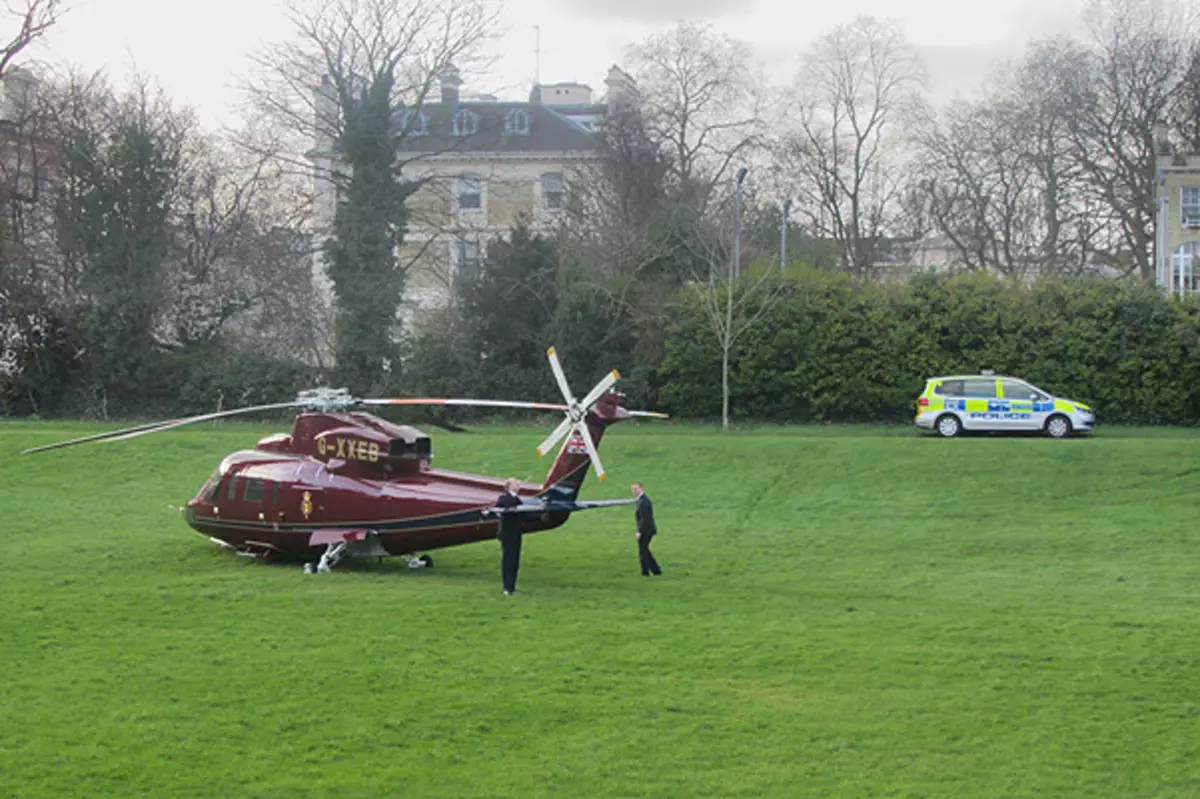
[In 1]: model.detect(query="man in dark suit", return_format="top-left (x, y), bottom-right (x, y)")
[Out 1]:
top-left (632, 481), bottom-right (662, 576)
top-left (495, 477), bottom-right (524, 595)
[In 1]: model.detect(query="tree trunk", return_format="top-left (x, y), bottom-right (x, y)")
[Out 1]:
top-left (722, 343), bottom-right (730, 431)
top-left (722, 276), bottom-right (734, 431)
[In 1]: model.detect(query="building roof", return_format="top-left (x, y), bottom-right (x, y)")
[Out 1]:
top-left (391, 100), bottom-right (601, 155)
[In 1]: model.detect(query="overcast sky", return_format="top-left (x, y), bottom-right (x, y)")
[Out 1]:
top-left (29, 0), bottom-right (1089, 130)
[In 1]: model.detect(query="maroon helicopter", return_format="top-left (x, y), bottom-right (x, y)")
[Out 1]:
top-left (22, 348), bottom-right (667, 574)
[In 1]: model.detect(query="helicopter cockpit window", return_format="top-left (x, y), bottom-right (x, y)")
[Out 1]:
top-left (243, 477), bottom-right (264, 504)
top-left (226, 475), bottom-right (239, 501)
top-left (202, 471), bottom-right (221, 503)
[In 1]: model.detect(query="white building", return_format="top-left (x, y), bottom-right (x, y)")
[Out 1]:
top-left (1153, 144), bottom-right (1200, 296)
top-left (308, 64), bottom-right (638, 338)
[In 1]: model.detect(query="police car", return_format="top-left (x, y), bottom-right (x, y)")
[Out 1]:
top-left (915, 373), bottom-right (1095, 438)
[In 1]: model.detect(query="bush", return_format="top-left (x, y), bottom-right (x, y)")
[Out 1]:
top-left (661, 270), bottom-right (1200, 426)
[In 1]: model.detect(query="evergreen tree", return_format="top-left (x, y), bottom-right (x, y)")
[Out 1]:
top-left (322, 71), bottom-right (415, 394)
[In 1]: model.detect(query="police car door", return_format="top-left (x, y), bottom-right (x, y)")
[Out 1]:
top-left (962, 378), bottom-right (1002, 430)
top-left (999, 379), bottom-right (1040, 431)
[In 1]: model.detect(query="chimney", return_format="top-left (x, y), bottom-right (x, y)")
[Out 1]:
top-left (1153, 119), bottom-right (1172, 157)
top-left (312, 74), bottom-right (338, 152)
top-left (439, 64), bottom-right (462, 106)
top-left (604, 65), bottom-right (637, 110)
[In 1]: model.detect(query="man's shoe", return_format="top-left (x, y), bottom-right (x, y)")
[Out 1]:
top-left (503, 590), bottom-right (513, 595)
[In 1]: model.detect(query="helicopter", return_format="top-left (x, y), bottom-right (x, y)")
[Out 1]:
top-left (21, 347), bottom-right (667, 574)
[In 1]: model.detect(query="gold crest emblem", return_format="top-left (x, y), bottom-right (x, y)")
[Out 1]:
top-left (301, 491), bottom-right (313, 519)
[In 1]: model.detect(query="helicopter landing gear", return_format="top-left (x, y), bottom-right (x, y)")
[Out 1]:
top-left (303, 541), bottom-right (349, 574)
top-left (403, 554), bottom-right (434, 569)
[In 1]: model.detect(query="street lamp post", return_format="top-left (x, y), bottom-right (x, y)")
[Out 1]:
top-left (734, 167), bottom-right (748, 279)
top-left (780, 198), bottom-right (792, 272)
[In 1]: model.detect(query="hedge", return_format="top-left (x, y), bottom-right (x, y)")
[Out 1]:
top-left (660, 270), bottom-right (1200, 426)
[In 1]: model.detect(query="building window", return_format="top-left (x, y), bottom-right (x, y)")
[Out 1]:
top-left (1170, 242), bottom-right (1200, 293)
top-left (1182, 187), bottom-right (1200, 228)
top-left (541, 172), bottom-right (565, 209)
top-left (452, 109), bottom-right (479, 136)
top-left (458, 176), bottom-right (483, 210)
top-left (402, 110), bottom-right (427, 137)
top-left (458, 239), bottom-right (482, 275)
top-left (505, 109), bottom-right (531, 136)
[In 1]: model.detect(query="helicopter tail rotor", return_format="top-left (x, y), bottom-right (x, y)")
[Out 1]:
top-left (534, 347), bottom-right (627, 482)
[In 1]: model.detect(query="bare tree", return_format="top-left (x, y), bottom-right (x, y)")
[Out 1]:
top-left (242, 0), bottom-right (499, 176)
top-left (1167, 40), bottom-right (1200, 154)
top-left (914, 45), bottom-right (1104, 277)
top-left (625, 22), bottom-right (764, 212)
top-left (244, 0), bottom-right (499, 389)
top-left (1057, 0), bottom-right (1194, 279)
top-left (682, 218), bottom-right (786, 431)
top-left (164, 133), bottom-right (329, 366)
top-left (0, 0), bottom-right (59, 77)
top-left (780, 16), bottom-right (925, 277)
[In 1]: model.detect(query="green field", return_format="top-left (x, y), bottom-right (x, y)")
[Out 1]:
top-left (2, 420), bottom-right (1199, 797)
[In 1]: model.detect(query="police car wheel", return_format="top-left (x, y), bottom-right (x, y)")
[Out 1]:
top-left (936, 414), bottom-right (961, 438)
top-left (1045, 415), bottom-right (1072, 439)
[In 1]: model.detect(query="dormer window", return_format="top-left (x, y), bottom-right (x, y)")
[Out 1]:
top-left (505, 109), bottom-right (531, 136)
top-left (402, 110), bottom-right (427, 137)
top-left (452, 109), bottom-right (479, 136)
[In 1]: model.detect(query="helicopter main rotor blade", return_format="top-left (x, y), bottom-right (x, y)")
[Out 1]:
top-left (359, 398), bottom-right (569, 411)
top-left (546, 347), bottom-right (576, 405)
top-left (20, 419), bottom-right (187, 454)
top-left (626, 410), bottom-right (670, 419)
top-left (103, 402), bottom-right (305, 442)
top-left (19, 400), bottom-right (303, 454)
top-left (536, 415), bottom-right (575, 457)
top-left (574, 420), bottom-right (606, 481)
top-left (579, 370), bottom-right (620, 411)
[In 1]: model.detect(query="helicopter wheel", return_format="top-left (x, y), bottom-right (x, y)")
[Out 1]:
top-left (420, 554), bottom-right (434, 568)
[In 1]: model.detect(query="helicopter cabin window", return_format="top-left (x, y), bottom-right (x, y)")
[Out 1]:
top-left (243, 477), bottom-right (264, 504)
top-left (225, 474), bottom-right (239, 501)
top-left (272, 480), bottom-right (280, 507)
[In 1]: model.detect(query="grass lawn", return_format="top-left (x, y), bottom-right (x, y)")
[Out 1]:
top-left (2, 420), bottom-right (1199, 797)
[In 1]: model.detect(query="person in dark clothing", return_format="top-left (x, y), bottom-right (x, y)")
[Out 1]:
top-left (632, 481), bottom-right (662, 576)
top-left (494, 477), bottom-right (524, 595)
